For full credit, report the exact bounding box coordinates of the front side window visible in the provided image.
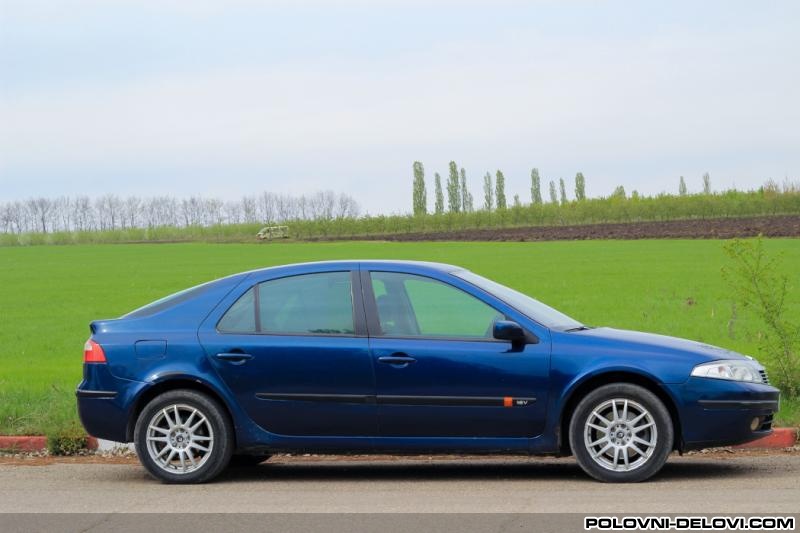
[370,272,503,339]
[217,272,355,335]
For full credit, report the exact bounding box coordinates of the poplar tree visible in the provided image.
[434,173,444,214]
[549,181,558,204]
[702,172,711,195]
[574,172,586,201]
[530,168,542,204]
[460,168,471,212]
[495,170,507,210]
[679,176,688,196]
[412,161,427,216]
[483,172,494,210]
[559,178,567,204]
[447,161,461,213]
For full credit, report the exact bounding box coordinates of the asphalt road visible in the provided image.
[0,452,798,515]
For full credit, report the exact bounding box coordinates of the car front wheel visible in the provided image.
[569,383,673,482]
[134,389,234,484]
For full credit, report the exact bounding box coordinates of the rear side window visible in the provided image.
[259,272,354,334]
[217,272,355,335]
[217,288,256,333]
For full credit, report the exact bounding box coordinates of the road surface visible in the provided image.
[0,452,797,514]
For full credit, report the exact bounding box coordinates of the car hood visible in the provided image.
[569,327,750,363]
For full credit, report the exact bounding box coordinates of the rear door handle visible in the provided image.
[378,354,417,365]
[215,352,253,363]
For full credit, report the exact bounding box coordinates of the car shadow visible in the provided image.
[215,456,750,484]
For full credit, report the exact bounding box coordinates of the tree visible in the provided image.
[549,181,558,204]
[434,173,444,214]
[447,161,461,213]
[27,197,52,233]
[412,161,427,216]
[495,170,507,209]
[559,178,567,204]
[574,172,586,201]
[530,168,542,204]
[459,168,471,212]
[702,172,711,195]
[679,176,687,196]
[611,185,627,199]
[483,172,494,211]
[513,194,521,208]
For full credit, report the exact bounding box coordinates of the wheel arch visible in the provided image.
[126,375,236,446]
[557,370,683,455]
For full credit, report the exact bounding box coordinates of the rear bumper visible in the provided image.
[668,377,780,451]
[76,364,146,442]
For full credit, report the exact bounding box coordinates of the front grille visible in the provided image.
[759,369,770,385]
[759,414,774,432]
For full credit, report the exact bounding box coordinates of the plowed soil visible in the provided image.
[341,215,800,242]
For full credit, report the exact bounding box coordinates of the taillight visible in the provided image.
[84,339,107,363]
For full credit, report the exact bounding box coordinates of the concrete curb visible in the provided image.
[0,436,47,452]
[1,429,797,453]
[733,428,798,449]
[0,436,98,452]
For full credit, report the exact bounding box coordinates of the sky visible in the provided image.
[1,0,798,215]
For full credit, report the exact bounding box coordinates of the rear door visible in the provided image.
[364,270,550,438]
[199,269,377,437]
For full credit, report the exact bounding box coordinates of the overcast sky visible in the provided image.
[1,0,798,214]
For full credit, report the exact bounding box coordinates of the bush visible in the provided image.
[47,432,88,455]
[723,235,800,397]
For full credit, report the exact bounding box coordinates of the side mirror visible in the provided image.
[493,320,527,343]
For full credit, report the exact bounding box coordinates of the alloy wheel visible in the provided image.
[145,403,215,475]
[583,398,657,472]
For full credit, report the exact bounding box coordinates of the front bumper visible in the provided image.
[668,377,780,451]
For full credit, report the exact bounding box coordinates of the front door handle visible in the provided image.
[378,354,417,365]
[215,352,253,363]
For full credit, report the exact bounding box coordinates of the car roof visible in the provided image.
[244,260,463,277]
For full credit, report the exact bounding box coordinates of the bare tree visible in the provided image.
[27,198,53,233]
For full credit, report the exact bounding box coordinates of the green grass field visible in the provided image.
[1,239,799,437]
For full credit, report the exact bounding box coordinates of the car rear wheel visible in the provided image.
[134,389,234,484]
[569,383,673,482]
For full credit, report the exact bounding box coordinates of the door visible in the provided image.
[365,270,549,438]
[199,270,377,436]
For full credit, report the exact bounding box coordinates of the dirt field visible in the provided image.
[343,215,800,242]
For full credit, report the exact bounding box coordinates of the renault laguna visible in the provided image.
[77,260,780,483]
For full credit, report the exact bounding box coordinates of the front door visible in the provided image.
[199,270,376,437]
[365,270,550,438]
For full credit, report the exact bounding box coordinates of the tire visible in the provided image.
[228,454,271,468]
[568,383,673,483]
[133,389,234,484]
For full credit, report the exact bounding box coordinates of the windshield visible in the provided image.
[453,270,584,331]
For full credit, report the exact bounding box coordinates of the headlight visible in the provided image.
[691,359,765,383]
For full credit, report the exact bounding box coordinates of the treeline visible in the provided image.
[1,169,799,246]
[0,191,359,235]
[411,160,721,215]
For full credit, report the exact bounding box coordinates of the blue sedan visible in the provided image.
[77,260,780,483]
